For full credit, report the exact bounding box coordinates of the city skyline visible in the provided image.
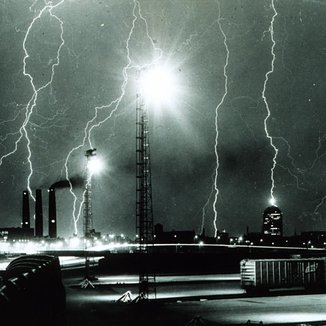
[1,0,326,239]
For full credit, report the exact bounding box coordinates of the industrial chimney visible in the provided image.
[48,187,57,238]
[35,189,43,238]
[22,190,30,230]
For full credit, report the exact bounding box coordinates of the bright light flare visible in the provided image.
[69,236,81,249]
[87,156,104,175]
[139,66,178,107]
[269,197,276,206]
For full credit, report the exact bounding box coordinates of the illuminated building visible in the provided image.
[262,205,283,236]
[0,227,34,240]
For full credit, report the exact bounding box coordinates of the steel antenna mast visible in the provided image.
[135,70,156,300]
[80,148,97,289]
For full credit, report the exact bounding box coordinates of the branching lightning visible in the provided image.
[275,136,307,191]
[310,134,326,214]
[309,134,326,171]
[314,196,326,215]
[0,0,65,201]
[212,1,229,238]
[261,0,278,206]
[65,0,163,236]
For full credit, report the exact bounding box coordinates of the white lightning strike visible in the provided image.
[212,1,229,238]
[0,0,65,201]
[275,136,307,191]
[65,0,163,236]
[314,195,326,215]
[201,173,215,235]
[262,0,278,206]
[312,136,326,214]
[309,135,326,171]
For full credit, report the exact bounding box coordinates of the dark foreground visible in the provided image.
[64,281,326,326]
[62,267,326,326]
[3,252,326,325]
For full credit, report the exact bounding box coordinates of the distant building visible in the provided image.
[216,231,229,244]
[88,229,101,240]
[300,231,326,248]
[262,205,283,236]
[244,232,264,246]
[0,227,34,240]
[154,223,196,243]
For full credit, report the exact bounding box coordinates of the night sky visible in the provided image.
[1,0,326,239]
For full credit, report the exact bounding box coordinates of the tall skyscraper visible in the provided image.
[262,205,283,236]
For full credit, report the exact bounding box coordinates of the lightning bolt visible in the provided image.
[314,196,326,215]
[0,106,25,146]
[274,136,307,191]
[212,1,229,238]
[261,0,278,206]
[309,134,326,171]
[201,173,215,235]
[65,0,163,236]
[310,134,326,214]
[0,0,65,201]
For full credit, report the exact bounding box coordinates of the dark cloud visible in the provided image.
[0,0,326,238]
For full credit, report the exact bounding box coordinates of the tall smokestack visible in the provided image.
[22,190,30,230]
[48,187,57,238]
[35,189,43,238]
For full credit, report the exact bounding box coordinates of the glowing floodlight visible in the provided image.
[139,66,178,107]
[87,156,103,175]
[85,148,103,176]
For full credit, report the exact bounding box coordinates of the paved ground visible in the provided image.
[62,270,326,326]
[3,256,326,325]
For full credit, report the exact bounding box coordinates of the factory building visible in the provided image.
[22,190,31,230]
[48,187,57,238]
[35,189,43,238]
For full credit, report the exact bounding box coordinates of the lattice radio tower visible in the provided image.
[80,148,97,288]
[136,81,156,300]
[83,148,96,238]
